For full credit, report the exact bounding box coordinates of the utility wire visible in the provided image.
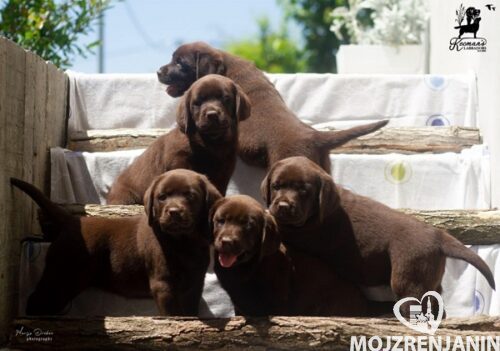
[123,0,167,53]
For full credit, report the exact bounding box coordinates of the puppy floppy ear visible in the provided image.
[261,211,281,257]
[203,176,222,211]
[260,162,279,207]
[176,89,195,135]
[260,173,271,207]
[198,52,225,76]
[143,176,161,227]
[318,174,340,223]
[208,198,225,241]
[234,83,251,121]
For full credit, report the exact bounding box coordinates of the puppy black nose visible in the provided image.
[277,201,290,210]
[220,236,234,250]
[156,70,162,78]
[168,207,182,218]
[206,110,219,120]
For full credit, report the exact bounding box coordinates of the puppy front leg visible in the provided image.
[149,279,178,315]
[181,270,206,316]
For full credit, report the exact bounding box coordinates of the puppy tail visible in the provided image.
[440,231,496,290]
[10,178,73,234]
[314,120,388,150]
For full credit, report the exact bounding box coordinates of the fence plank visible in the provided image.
[0,37,68,344]
[0,37,27,345]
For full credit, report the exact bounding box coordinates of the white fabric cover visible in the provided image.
[50,146,491,211]
[67,71,478,132]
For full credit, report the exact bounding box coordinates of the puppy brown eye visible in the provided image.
[184,192,194,200]
[271,183,280,190]
[215,218,225,226]
[192,99,201,107]
[158,193,167,201]
[222,95,231,102]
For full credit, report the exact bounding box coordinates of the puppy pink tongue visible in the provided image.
[218,253,238,268]
[166,85,177,95]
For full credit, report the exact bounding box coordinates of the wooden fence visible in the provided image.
[0,37,68,344]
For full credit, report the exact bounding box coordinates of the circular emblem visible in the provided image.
[426,115,450,126]
[385,161,412,184]
[424,75,448,91]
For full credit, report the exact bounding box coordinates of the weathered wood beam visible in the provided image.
[59,205,500,245]
[9,316,500,350]
[68,127,481,154]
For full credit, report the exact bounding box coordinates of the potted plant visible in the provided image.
[331,0,429,74]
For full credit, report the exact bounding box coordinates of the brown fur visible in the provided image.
[107,74,250,204]
[261,156,496,313]
[157,41,387,172]
[211,195,369,316]
[11,170,221,316]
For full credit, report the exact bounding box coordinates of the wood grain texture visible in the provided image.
[0,37,68,344]
[68,127,481,154]
[58,205,500,245]
[9,316,500,350]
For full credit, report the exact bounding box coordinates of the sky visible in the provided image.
[70,0,285,74]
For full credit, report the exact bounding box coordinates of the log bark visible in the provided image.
[68,127,481,154]
[9,316,500,350]
[60,205,500,245]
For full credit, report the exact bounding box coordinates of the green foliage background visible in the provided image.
[0,0,110,68]
[225,0,350,73]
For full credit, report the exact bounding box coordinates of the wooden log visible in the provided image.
[327,126,482,154]
[9,316,500,350]
[68,127,482,154]
[60,205,500,245]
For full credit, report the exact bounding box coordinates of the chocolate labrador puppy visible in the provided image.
[107,74,250,204]
[157,41,387,171]
[261,156,496,314]
[211,195,369,316]
[11,169,221,316]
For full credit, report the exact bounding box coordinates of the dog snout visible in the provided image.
[217,235,239,253]
[206,110,219,120]
[168,207,182,218]
[274,200,294,215]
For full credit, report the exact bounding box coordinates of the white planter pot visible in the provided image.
[336,44,426,74]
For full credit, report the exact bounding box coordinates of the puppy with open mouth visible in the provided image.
[107,74,250,205]
[157,41,387,172]
[211,195,370,317]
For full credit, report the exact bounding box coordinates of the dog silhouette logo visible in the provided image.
[449,4,488,52]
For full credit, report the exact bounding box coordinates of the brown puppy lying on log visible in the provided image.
[211,195,369,316]
[106,74,250,204]
[157,41,388,171]
[261,156,496,314]
[11,169,221,316]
